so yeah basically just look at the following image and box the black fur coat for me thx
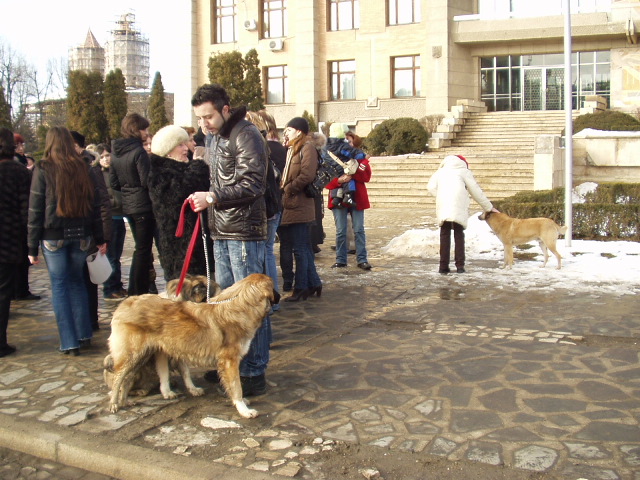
[148,155,213,281]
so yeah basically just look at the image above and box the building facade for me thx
[192,0,640,135]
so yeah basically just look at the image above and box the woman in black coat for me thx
[110,113,155,295]
[0,128,31,357]
[148,125,213,281]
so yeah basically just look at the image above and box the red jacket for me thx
[325,158,372,210]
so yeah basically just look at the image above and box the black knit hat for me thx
[70,130,85,148]
[286,116,309,134]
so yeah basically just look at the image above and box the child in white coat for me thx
[427,154,496,273]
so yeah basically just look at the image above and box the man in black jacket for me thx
[190,84,270,397]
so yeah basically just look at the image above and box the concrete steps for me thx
[367,110,570,208]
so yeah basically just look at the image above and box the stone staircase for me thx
[367,110,569,209]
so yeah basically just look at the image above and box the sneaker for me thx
[331,263,347,268]
[15,293,41,301]
[104,292,125,301]
[357,262,372,270]
[0,344,16,358]
[215,373,267,397]
[456,267,466,273]
[241,374,267,396]
[282,282,293,292]
[439,268,451,274]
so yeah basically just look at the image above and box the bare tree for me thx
[0,41,34,123]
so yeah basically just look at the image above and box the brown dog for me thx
[107,273,278,418]
[103,275,219,398]
[479,211,567,269]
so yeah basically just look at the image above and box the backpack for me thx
[303,148,345,198]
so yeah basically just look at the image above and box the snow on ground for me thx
[380,213,640,297]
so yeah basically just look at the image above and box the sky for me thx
[0,0,189,96]
[379,183,640,297]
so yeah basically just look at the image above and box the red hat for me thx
[13,133,24,144]
[456,155,468,168]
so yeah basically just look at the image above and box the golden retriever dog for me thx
[107,273,279,418]
[103,275,219,398]
[479,211,567,269]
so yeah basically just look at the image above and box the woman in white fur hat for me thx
[427,154,496,274]
[147,125,213,281]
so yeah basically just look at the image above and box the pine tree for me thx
[148,72,168,135]
[302,111,318,133]
[104,69,128,141]
[208,49,264,110]
[0,86,11,129]
[66,70,107,144]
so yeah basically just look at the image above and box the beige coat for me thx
[280,139,318,225]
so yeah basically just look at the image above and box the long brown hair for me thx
[43,127,94,217]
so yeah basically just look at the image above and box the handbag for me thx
[86,251,113,284]
[304,150,345,198]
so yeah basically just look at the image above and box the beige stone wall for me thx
[189,0,640,132]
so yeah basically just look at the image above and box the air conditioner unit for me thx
[268,39,284,51]
[244,19,257,31]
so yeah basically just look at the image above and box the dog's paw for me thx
[235,400,258,418]
[129,389,150,397]
[188,386,205,397]
[108,403,120,413]
[162,390,178,400]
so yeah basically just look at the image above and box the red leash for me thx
[174,198,201,297]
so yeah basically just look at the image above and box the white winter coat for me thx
[427,155,493,229]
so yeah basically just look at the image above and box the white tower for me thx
[105,13,150,90]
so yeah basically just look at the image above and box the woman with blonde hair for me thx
[28,127,106,355]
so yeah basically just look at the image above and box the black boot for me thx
[284,288,309,302]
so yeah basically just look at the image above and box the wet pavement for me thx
[1,208,639,479]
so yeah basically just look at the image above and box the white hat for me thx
[151,125,189,157]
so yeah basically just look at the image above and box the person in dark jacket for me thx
[0,128,31,357]
[148,125,213,281]
[110,113,155,296]
[96,143,128,299]
[12,133,40,301]
[189,83,270,397]
[27,127,106,356]
[71,131,112,332]
[279,116,322,302]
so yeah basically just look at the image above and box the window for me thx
[262,0,287,39]
[214,0,237,44]
[265,65,288,104]
[329,0,360,31]
[479,0,611,18]
[330,60,356,100]
[392,55,421,97]
[389,0,421,25]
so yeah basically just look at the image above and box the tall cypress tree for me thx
[148,72,168,135]
[104,69,128,142]
[0,86,11,129]
[66,70,107,144]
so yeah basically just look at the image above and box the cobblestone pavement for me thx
[1,208,639,479]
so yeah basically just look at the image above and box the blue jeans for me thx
[266,212,281,312]
[214,239,271,378]
[42,239,93,351]
[279,223,321,290]
[333,207,368,264]
[103,218,126,297]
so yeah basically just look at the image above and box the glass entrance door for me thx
[523,67,565,110]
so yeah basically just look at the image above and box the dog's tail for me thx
[557,224,568,236]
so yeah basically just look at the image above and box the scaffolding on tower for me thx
[105,12,150,90]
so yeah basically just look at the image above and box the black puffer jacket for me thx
[148,155,213,281]
[110,138,153,215]
[205,107,268,241]
[27,160,105,256]
[0,159,31,264]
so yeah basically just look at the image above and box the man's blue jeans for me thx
[333,207,368,265]
[266,212,281,312]
[42,239,93,351]
[103,218,126,297]
[214,239,271,378]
